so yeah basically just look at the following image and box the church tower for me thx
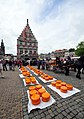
[17,19,38,61]
[1,39,5,55]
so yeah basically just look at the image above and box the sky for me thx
[0,0,84,55]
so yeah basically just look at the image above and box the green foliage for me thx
[75,41,84,56]
[69,48,75,52]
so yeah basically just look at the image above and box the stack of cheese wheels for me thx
[48,76,53,80]
[60,86,68,93]
[56,80,62,89]
[42,92,50,102]
[66,84,73,90]
[26,79,31,84]
[31,79,36,84]
[56,83,61,89]
[36,84,42,90]
[26,72,30,76]
[38,88,46,97]
[31,94,40,105]
[29,90,37,98]
[30,77,36,84]
[51,82,56,86]
[28,84,51,105]
[22,72,27,76]
[61,82,66,86]
[45,76,49,81]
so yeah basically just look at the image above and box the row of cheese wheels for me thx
[40,74,53,80]
[27,65,53,80]
[51,80,73,93]
[29,84,50,105]
[20,66,31,77]
[25,77,37,84]
[28,66,44,75]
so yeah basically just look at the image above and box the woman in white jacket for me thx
[0,59,4,78]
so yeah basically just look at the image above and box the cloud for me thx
[0,0,84,55]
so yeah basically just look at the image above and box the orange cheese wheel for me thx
[25,78,31,84]
[26,81,31,84]
[66,84,73,90]
[29,86,36,91]
[36,84,42,90]
[26,72,30,76]
[48,76,53,80]
[31,79,36,84]
[31,94,40,102]
[51,82,56,86]
[60,86,67,93]
[29,90,37,96]
[31,99,40,105]
[56,80,62,84]
[61,82,66,86]
[56,83,61,89]
[38,88,46,96]
[44,74,48,77]
[44,77,49,81]
[42,92,50,102]
[23,72,27,76]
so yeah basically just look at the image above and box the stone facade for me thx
[17,19,38,60]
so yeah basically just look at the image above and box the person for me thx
[12,60,16,71]
[41,59,45,70]
[0,59,4,78]
[45,60,49,70]
[76,55,84,79]
[63,59,69,76]
[37,59,41,69]
[8,60,12,70]
[3,59,7,71]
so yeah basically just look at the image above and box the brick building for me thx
[17,19,38,61]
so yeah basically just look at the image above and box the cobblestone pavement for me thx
[0,67,25,119]
[27,67,84,119]
[0,67,84,119]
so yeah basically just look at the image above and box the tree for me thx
[75,41,84,56]
[69,48,75,52]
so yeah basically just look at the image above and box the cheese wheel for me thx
[36,84,42,90]
[31,99,40,105]
[23,72,27,76]
[48,76,53,80]
[25,78,31,84]
[60,86,67,93]
[38,88,46,96]
[61,82,66,86]
[31,94,40,102]
[31,79,36,84]
[44,77,49,81]
[66,84,73,90]
[42,92,50,102]
[51,82,56,86]
[29,86,36,91]
[26,80,31,84]
[56,83,61,89]
[29,90,37,96]
[56,80,62,84]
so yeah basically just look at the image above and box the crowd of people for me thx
[0,59,22,78]
[0,55,84,79]
[36,55,84,79]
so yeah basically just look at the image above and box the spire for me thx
[1,39,4,46]
[27,19,28,25]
